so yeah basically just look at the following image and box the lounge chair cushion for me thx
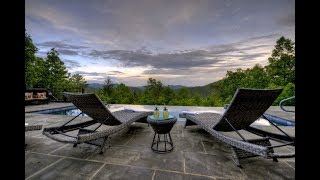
[112,110,151,123]
[36,92,47,99]
[186,112,222,128]
[25,92,33,99]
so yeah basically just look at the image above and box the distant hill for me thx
[87,83,104,89]
[86,81,219,96]
[168,85,185,90]
[187,82,214,96]
[86,83,103,92]
[187,80,224,96]
[86,83,145,92]
[129,86,145,92]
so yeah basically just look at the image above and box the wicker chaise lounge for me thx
[43,93,152,153]
[180,88,295,167]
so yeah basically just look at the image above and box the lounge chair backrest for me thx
[213,88,283,131]
[63,93,121,125]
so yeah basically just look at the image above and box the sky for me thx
[25,0,295,87]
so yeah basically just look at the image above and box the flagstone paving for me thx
[25,103,295,179]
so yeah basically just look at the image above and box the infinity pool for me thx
[34,106,187,122]
[32,104,289,126]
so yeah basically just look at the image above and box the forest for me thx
[26,31,295,106]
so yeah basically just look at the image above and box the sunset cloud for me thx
[26,0,295,86]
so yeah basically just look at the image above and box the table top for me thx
[148,114,176,121]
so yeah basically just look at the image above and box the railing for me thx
[279,96,295,112]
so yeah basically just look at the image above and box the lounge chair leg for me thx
[73,143,77,147]
[232,155,242,168]
[99,149,104,154]
[273,157,278,162]
[231,148,243,168]
[99,137,108,154]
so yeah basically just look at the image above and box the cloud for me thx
[244,34,280,42]
[36,41,89,56]
[108,71,125,75]
[72,70,125,76]
[26,0,294,86]
[56,49,79,55]
[87,34,275,71]
[277,13,295,27]
[89,49,222,69]
[238,53,270,61]
[26,0,294,52]
[80,34,275,86]
[37,41,88,49]
[72,71,106,77]
[63,59,82,69]
[35,51,47,58]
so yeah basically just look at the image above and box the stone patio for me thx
[25,103,295,179]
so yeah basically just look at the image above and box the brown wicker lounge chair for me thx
[43,93,152,153]
[180,88,295,168]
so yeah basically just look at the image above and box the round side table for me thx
[147,115,177,153]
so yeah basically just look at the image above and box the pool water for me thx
[48,108,85,116]
[34,106,282,125]
[35,106,186,121]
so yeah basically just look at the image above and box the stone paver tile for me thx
[285,160,295,168]
[124,133,183,147]
[201,139,232,156]
[88,146,142,165]
[25,129,43,137]
[25,137,66,154]
[240,157,295,179]
[91,164,154,180]
[25,152,62,178]
[90,146,184,172]
[124,134,154,148]
[173,137,206,153]
[25,136,45,146]
[129,149,184,172]
[184,152,243,178]
[50,143,98,159]
[154,170,214,180]
[106,133,134,146]
[28,158,103,180]
[286,145,295,152]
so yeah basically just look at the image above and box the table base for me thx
[151,132,174,153]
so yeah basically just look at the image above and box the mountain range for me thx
[86,81,218,96]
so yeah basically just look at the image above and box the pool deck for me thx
[25,103,295,179]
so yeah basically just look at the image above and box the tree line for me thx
[26,31,295,106]
[95,36,295,106]
[25,31,87,99]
